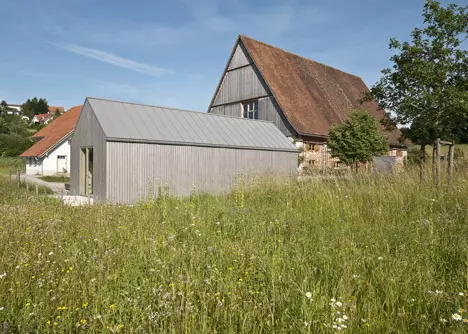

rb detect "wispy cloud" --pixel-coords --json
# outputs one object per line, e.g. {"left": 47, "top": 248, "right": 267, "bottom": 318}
{"left": 51, "top": 42, "right": 173, "bottom": 77}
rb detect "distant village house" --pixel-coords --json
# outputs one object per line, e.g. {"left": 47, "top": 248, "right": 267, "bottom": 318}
{"left": 20, "top": 106, "right": 81, "bottom": 175}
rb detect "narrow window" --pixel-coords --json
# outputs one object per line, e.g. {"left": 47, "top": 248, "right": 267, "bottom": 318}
{"left": 242, "top": 101, "right": 258, "bottom": 120}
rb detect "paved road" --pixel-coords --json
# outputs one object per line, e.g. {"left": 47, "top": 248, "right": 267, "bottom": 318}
{"left": 20, "top": 175, "right": 67, "bottom": 193}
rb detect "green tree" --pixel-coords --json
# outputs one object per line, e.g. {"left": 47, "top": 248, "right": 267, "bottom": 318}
{"left": 367, "top": 1, "right": 468, "bottom": 179}
{"left": 20, "top": 97, "right": 50, "bottom": 118}
{"left": 328, "top": 110, "right": 389, "bottom": 169}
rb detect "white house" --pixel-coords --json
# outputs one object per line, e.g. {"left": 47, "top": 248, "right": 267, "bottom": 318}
{"left": 20, "top": 106, "right": 82, "bottom": 176}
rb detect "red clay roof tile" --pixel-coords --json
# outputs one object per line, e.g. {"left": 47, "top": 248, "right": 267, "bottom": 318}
{"left": 239, "top": 35, "right": 402, "bottom": 145}
{"left": 20, "top": 105, "right": 82, "bottom": 157}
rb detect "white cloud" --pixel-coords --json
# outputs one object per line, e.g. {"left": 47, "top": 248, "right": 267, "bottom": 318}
{"left": 51, "top": 42, "right": 173, "bottom": 77}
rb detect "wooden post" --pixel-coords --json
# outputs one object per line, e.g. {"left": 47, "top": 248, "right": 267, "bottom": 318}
{"left": 35, "top": 184, "right": 38, "bottom": 194}
{"left": 16, "top": 169, "right": 21, "bottom": 187}
{"left": 433, "top": 138, "right": 440, "bottom": 188}
{"left": 448, "top": 142, "right": 454, "bottom": 185}
{"left": 420, "top": 144, "right": 425, "bottom": 182}
{"left": 9, "top": 170, "right": 12, "bottom": 182}
{"left": 26, "top": 183, "right": 29, "bottom": 192}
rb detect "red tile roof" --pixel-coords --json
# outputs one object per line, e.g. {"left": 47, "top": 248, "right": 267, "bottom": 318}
{"left": 239, "top": 35, "right": 402, "bottom": 145}
{"left": 48, "top": 106, "right": 65, "bottom": 113}
{"left": 20, "top": 105, "right": 82, "bottom": 157}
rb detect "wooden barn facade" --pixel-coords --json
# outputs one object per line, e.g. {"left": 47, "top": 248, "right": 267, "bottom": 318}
{"left": 208, "top": 35, "right": 407, "bottom": 171}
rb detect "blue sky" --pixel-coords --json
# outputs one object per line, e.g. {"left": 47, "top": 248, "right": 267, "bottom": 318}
{"left": 0, "top": 0, "right": 458, "bottom": 111}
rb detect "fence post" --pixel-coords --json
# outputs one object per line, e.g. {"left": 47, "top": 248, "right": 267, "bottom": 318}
{"left": 16, "top": 169, "right": 21, "bottom": 187}
{"left": 448, "top": 142, "right": 454, "bottom": 185}
{"left": 35, "top": 184, "right": 38, "bottom": 194}
{"left": 26, "top": 183, "right": 29, "bottom": 192}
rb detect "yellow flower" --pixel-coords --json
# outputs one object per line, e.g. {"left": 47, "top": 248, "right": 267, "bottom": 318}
{"left": 25, "top": 302, "right": 30, "bottom": 307}
{"left": 46, "top": 320, "right": 51, "bottom": 325}
{"left": 24, "top": 264, "right": 28, "bottom": 267}
{"left": 31, "top": 276, "right": 35, "bottom": 279}
{"left": 459, "top": 308, "right": 466, "bottom": 313}
{"left": 53, "top": 322, "right": 58, "bottom": 326}
{"left": 80, "top": 319, "right": 87, "bottom": 324}
{"left": 82, "top": 302, "right": 88, "bottom": 308}
{"left": 109, "top": 304, "right": 116, "bottom": 310}
{"left": 56, "top": 316, "right": 61, "bottom": 319}
{"left": 169, "top": 283, "right": 174, "bottom": 287}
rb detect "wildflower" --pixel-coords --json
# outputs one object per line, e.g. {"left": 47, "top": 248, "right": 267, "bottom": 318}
{"left": 207, "top": 246, "right": 213, "bottom": 252}
{"left": 80, "top": 319, "right": 87, "bottom": 324}
{"left": 305, "top": 292, "right": 312, "bottom": 299}
{"left": 0, "top": 307, "right": 3, "bottom": 311}
{"left": 459, "top": 292, "right": 465, "bottom": 296}
{"left": 340, "top": 324, "right": 347, "bottom": 329}
{"left": 440, "top": 318, "right": 448, "bottom": 323}
{"left": 167, "top": 235, "right": 175, "bottom": 242}
{"left": 304, "top": 321, "right": 309, "bottom": 327}
{"left": 411, "top": 298, "right": 416, "bottom": 302}
{"left": 29, "top": 313, "right": 34, "bottom": 316}
{"left": 25, "top": 302, "right": 30, "bottom": 307}
{"left": 109, "top": 304, "right": 116, "bottom": 310}
{"left": 336, "top": 318, "right": 345, "bottom": 323}
{"left": 452, "top": 313, "right": 462, "bottom": 321}
{"left": 352, "top": 274, "right": 360, "bottom": 279}
{"left": 82, "top": 302, "right": 88, "bottom": 308}
{"left": 459, "top": 308, "right": 466, "bottom": 313}
{"left": 48, "top": 252, "right": 54, "bottom": 256}
{"left": 336, "top": 301, "right": 343, "bottom": 307}
{"left": 342, "top": 315, "right": 348, "bottom": 320}
{"left": 46, "top": 320, "right": 51, "bottom": 325}
{"left": 378, "top": 256, "right": 383, "bottom": 261}
{"left": 0, "top": 272, "right": 6, "bottom": 279}
{"left": 331, "top": 298, "right": 336, "bottom": 303}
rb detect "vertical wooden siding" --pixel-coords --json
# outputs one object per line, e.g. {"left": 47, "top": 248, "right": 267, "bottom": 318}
{"left": 210, "top": 97, "right": 295, "bottom": 137}
{"left": 228, "top": 44, "right": 251, "bottom": 70}
{"left": 70, "top": 101, "right": 107, "bottom": 201}
{"left": 213, "top": 65, "right": 269, "bottom": 106}
{"left": 106, "top": 142, "right": 297, "bottom": 204}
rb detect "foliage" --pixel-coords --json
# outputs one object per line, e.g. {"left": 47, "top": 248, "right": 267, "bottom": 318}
{"left": 0, "top": 114, "right": 33, "bottom": 157}
{"left": 406, "top": 146, "right": 429, "bottom": 166}
{"left": 368, "top": 1, "right": 468, "bottom": 145}
{"left": 0, "top": 157, "right": 25, "bottom": 175}
{"left": 328, "top": 110, "right": 389, "bottom": 166}
{"left": 20, "top": 98, "right": 50, "bottom": 118}
{"left": 454, "top": 147, "right": 465, "bottom": 160}
{"left": 0, "top": 170, "right": 468, "bottom": 332}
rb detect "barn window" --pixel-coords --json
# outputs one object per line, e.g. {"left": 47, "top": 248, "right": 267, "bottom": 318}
{"left": 242, "top": 101, "right": 258, "bottom": 119}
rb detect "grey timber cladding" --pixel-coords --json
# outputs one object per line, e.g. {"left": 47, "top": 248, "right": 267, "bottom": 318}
{"left": 211, "top": 97, "right": 295, "bottom": 137}
{"left": 106, "top": 141, "right": 297, "bottom": 204}
{"left": 228, "top": 44, "right": 251, "bottom": 70}
{"left": 70, "top": 101, "right": 107, "bottom": 200}
{"left": 212, "top": 65, "right": 269, "bottom": 106}
{"left": 87, "top": 98, "right": 296, "bottom": 152}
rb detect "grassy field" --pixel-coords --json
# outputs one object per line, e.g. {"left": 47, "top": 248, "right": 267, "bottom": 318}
{"left": 0, "top": 169, "right": 467, "bottom": 332}
{"left": 38, "top": 175, "right": 70, "bottom": 183}
{"left": 0, "top": 157, "right": 25, "bottom": 175}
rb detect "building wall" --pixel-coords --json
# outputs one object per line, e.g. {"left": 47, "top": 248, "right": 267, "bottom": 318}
{"left": 106, "top": 141, "right": 298, "bottom": 204}
{"left": 25, "top": 139, "right": 71, "bottom": 176}
{"left": 70, "top": 101, "right": 107, "bottom": 201}
{"left": 209, "top": 41, "right": 297, "bottom": 138}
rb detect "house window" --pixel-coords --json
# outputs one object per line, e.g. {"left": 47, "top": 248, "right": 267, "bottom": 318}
{"left": 242, "top": 101, "right": 258, "bottom": 120}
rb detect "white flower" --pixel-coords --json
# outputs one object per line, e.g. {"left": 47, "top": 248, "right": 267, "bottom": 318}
{"left": 336, "top": 301, "right": 343, "bottom": 307}
{"left": 352, "top": 274, "right": 360, "bottom": 279}
{"left": 440, "top": 318, "right": 448, "bottom": 323}
{"left": 332, "top": 325, "right": 338, "bottom": 329}
{"left": 342, "top": 315, "right": 348, "bottom": 320}
{"left": 340, "top": 324, "right": 347, "bottom": 329}
{"left": 378, "top": 256, "right": 384, "bottom": 261}
{"left": 207, "top": 246, "right": 214, "bottom": 252}
{"left": 0, "top": 307, "right": 4, "bottom": 311}
{"left": 0, "top": 272, "right": 6, "bottom": 279}
{"left": 305, "top": 292, "right": 312, "bottom": 299}
{"left": 336, "top": 311, "right": 341, "bottom": 315}
{"left": 331, "top": 298, "right": 336, "bottom": 303}
{"left": 459, "top": 292, "right": 464, "bottom": 296}
{"left": 452, "top": 313, "right": 462, "bottom": 321}
{"left": 336, "top": 318, "right": 345, "bottom": 323}
{"left": 304, "top": 321, "right": 309, "bottom": 327}
{"left": 48, "top": 252, "right": 54, "bottom": 256}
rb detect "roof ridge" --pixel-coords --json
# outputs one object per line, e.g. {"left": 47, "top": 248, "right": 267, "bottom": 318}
{"left": 239, "top": 34, "right": 364, "bottom": 81}
{"left": 86, "top": 97, "right": 277, "bottom": 125}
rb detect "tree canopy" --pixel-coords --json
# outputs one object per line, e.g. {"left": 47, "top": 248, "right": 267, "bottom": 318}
{"left": 328, "top": 110, "right": 389, "bottom": 166}
{"left": 368, "top": 0, "right": 468, "bottom": 145}
{"left": 21, "top": 98, "right": 50, "bottom": 118}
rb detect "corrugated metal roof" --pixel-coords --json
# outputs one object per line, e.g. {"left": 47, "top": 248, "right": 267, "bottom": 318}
{"left": 87, "top": 97, "right": 297, "bottom": 152}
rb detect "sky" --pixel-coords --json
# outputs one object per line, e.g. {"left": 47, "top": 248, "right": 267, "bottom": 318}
{"left": 0, "top": 0, "right": 462, "bottom": 111}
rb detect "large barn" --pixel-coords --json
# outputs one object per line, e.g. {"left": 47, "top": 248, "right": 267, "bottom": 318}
{"left": 208, "top": 35, "right": 406, "bottom": 171}
{"left": 70, "top": 97, "right": 298, "bottom": 204}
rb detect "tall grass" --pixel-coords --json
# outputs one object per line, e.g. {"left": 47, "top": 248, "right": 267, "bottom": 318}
{"left": 0, "top": 157, "right": 25, "bottom": 175}
{"left": 0, "top": 169, "right": 467, "bottom": 332}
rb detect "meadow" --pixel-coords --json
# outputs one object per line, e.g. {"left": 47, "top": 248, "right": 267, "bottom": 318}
{"left": 0, "top": 167, "right": 467, "bottom": 333}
